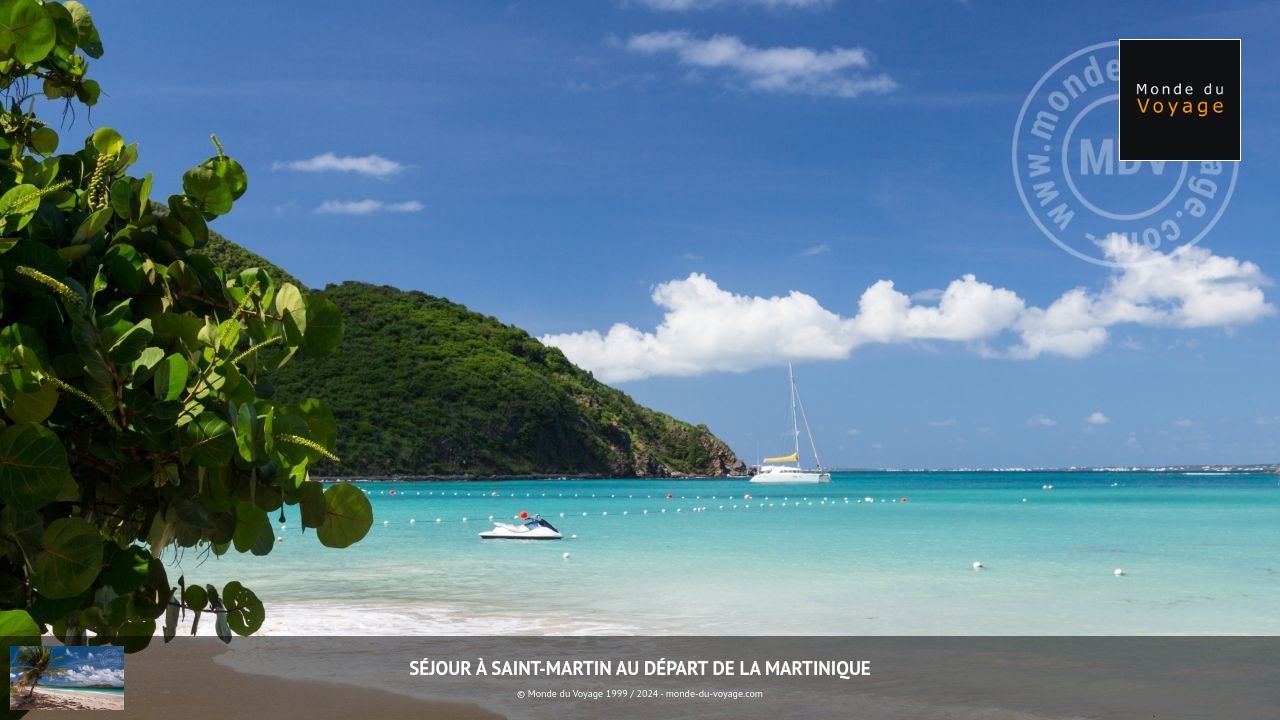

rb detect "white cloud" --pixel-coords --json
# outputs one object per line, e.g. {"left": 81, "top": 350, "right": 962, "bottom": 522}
{"left": 928, "top": 418, "right": 956, "bottom": 427}
{"left": 629, "top": 0, "right": 831, "bottom": 9}
{"left": 314, "top": 200, "right": 424, "bottom": 215}
{"left": 542, "top": 235, "right": 1272, "bottom": 382}
{"left": 847, "top": 428, "right": 859, "bottom": 435}
{"left": 1027, "top": 415, "right": 1057, "bottom": 427}
{"left": 1175, "top": 418, "right": 1194, "bottom": 427}
{"left": 62, "top": 664, "right": 124, "bottom": 688}
{"left": 1086, "top": 411, "right": 1110, "bottom": 425}
{"left": 273, "top": 153, "right": 405, "bottom": 178}
{"left": 800, "top": 243, "right": 830, "bottom": 257}
{"left": 624, "top": 31, "right": 896, "bottom": 98}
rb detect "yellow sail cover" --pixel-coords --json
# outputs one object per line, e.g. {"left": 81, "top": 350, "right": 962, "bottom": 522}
{"left": 763, "top": 452, "right": 798, "bottom": 463}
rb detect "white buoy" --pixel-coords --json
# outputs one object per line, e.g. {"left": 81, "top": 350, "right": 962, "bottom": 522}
{"left": 462, "top": 517, "right": 467, "bottom": 522}
{"left": 972, "top": 561, "right": 984, "bottom": 570}
{"left": 436, "top": 518, "right": 441, "bottom": 523}
{"left": 277, "top": 536, "right": 284, "bottom": 542}
{"left": 571, "top": 534, "right": 577, "bottom": 539}
{"left": 382, "top": 520, "right": 389, "bottom": 525}
{"left": 563, "top": 552, "right": 570, "bottom": 560}
{"left": 1022, "top": 498, "right": 1028, "bottom": 502}
{"left": 409, "top": 518, "right": 416, "bottom": 524}
{"left": 1114, "top": 568, "right": 1125, "bottom": 576}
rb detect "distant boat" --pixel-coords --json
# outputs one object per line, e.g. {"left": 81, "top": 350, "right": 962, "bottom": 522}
{"left": 750, "top": 364, "right": 830, "bottom": 484}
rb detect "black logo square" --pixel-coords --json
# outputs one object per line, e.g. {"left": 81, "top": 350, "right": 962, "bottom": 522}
{"left": 1119, "top": 39, "right": 1240, "bottom": 161}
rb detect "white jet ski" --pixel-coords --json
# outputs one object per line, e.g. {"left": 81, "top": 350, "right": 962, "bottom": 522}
{"left": 479, "top": 515, "right": 562, "bottom": 540}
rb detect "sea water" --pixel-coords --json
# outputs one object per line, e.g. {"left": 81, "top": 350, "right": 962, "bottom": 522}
{"left": 168, "top": 472, "right": 1280, "bottom": 635}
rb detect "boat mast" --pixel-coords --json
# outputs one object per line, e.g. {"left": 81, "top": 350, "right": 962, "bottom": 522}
{"left": 788, "top": 363, "right": 800, "bottom": 461}
{"left": 794, "top": 374, "right": 823, "bottom": 470}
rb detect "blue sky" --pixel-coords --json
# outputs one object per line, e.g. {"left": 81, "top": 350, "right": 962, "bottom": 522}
{"left": 77, "top": 0, "right": 1280, "bottom": 468}
{"left": 9, "top": 646, "right": 124, "bottom": 688}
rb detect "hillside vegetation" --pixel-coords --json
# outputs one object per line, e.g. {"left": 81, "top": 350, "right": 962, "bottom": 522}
{"left": 205, "top": 236, "right": 744, "bottom": 477}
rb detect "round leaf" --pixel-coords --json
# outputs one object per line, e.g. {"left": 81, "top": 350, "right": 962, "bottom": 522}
{"left": 0, "top": 0, "right": 56, "bottom": 64}
{"left": 188, "top": 413, "right": 233, "bottom": 467}
{"left": 181, "top": 167, "right": 232, "bottom": 216}
{"left": 0, "top": 609, "right": 40, "bottom": 644}
{"left": 222, "top": 581, "right": 264, "bottom": 636}
{"left": 315, "top": 483, "right": 372, "bottom": 549}
{"left": 0, "top": 422, "right": 71, "bottom": 510}
{"left": 3, "top": 383, "right": 58, "bottom": 423}
{"left": 102, "top": 545, "right": 149, "bottom": 593}
{"left": 90, "top": 127, "right": 124, "bottom": 157}
{"left": 31, "top": 517, "right": 104, "bottom": 599}
{"left": 153, "top": 353, "right": 188, "bottom": 402}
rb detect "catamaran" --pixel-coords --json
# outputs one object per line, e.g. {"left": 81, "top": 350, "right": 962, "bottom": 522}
{"left": 750, "top": 363, "right": 830, "bottom": 484}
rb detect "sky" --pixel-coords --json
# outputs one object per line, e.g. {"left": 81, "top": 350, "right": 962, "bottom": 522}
{"left": 72, "top": 0, "right": 1280, "bottom": 468}
{"left": 8, "top": 646, "right": 125, "bottom": 688}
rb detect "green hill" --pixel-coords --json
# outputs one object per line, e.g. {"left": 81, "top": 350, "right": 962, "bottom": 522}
{"left": 204, "top": 236, "right": 745, "bottom": 477}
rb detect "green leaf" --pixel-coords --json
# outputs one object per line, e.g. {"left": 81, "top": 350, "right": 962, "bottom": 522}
{"left": 274, "top": 283, "right": 306, "bottom": 345}
{"left": 91, "top": 127, "right": 123, "bottom": 157}
{"left": 202, "top": 155, "right": 248, "bottom": 201}
{"left": 188, "top": 413, "right": 234, "bottom": 467}
{"left": 0, "top": 183, "right": 41, "bottom": 230}
{"left": 232, "top": 502, "right": 267, "bottom": 553}
{"left": 0, "top": 608, "right": 40, "bottom": 644}
{"left": 153, "top": 353, "right": 188, "bottom": 401}
{"left": 0, "top": 422, "right": 70, "bottom": 510}
{"left": 301, "top": 294, "right": 343, "bottom": 356}
{"left": 3, "top": 382, "right": 57, "bottom": 423}
{"left": 299, "top": 480, "right": 325, "bottom": 528}
{"left": 222, "top": 581, "right": 264, "bottom": 636}
{"left": 315, "top": 483, "right": 373, "bottom": 549}
{"left": 234, "top": 402, "right": 255, "bottom": 461}
{"left": 31, "top": 517, "right": 104, "bottom": 599}
{"left": 0, "top": 0, "right": 56, "bottom": 64}
{"left": 64, "top": 1, "right": 101, "bottom": 58}
{"left": 102, "top": 545, "right": 150, "bottom": 593}
{"left": 181, "top": 167, "right": 232, "bottom": 216}
{"left": 182, "top": 583, "right": 207, "bottom": 611}
{"left": 28, "top": 126, "right": 57, "bottom": 155}
{"left": 107, "top": 318, "right": 154, "bottom": 365}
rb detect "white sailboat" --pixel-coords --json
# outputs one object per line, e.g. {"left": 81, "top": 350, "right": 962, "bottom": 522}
{"left": 750, "top": 363, "right": 830, "bottom": 484}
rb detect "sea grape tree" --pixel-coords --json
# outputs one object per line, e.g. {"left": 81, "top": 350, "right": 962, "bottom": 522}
{"left": 0, "top": 0, "right": 371, "bottom": 652}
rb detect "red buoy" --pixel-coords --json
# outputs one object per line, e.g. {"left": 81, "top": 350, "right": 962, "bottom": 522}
{"left": 666, "top": 493, "right": 673, "bottom": 499}
{"left": 389, "top": 490, "right": 396, "bottom": 496}
{"left": 520, "top": 511, "right": 529, "bottom": 519}
{"left": 901, "top": 497, "right": 907, "bottom": 503}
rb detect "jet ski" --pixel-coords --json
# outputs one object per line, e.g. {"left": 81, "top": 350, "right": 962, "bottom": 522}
{"left": 480, "top": 515, "right": 562, "bottom": 540}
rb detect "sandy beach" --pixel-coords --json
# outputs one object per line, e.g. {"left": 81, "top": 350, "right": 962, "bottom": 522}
{"left": 117, "top": 639, "right": 502, "bottom": 720}
{"left": 9, "top": 686, "right": 124, "bottom": 711}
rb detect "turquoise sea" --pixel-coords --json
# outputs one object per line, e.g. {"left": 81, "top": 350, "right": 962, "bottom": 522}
{"left": 40, "top": 687, "right": 125, "bottom": 694}
{"left": 172, "top": 472, "right": 1280, "bottom": 635}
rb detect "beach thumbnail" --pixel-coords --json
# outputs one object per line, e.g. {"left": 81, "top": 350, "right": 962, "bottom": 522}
{"left": 8, "top": 646, "right": 124, "bottom": 712}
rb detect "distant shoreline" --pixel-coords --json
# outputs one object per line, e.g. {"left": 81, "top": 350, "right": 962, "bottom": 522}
{"left": 317, "top": 473, "right": 750, "bottom": 483}
{"left": 314, "top": 465, "right": 1277, "bottom": 482}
